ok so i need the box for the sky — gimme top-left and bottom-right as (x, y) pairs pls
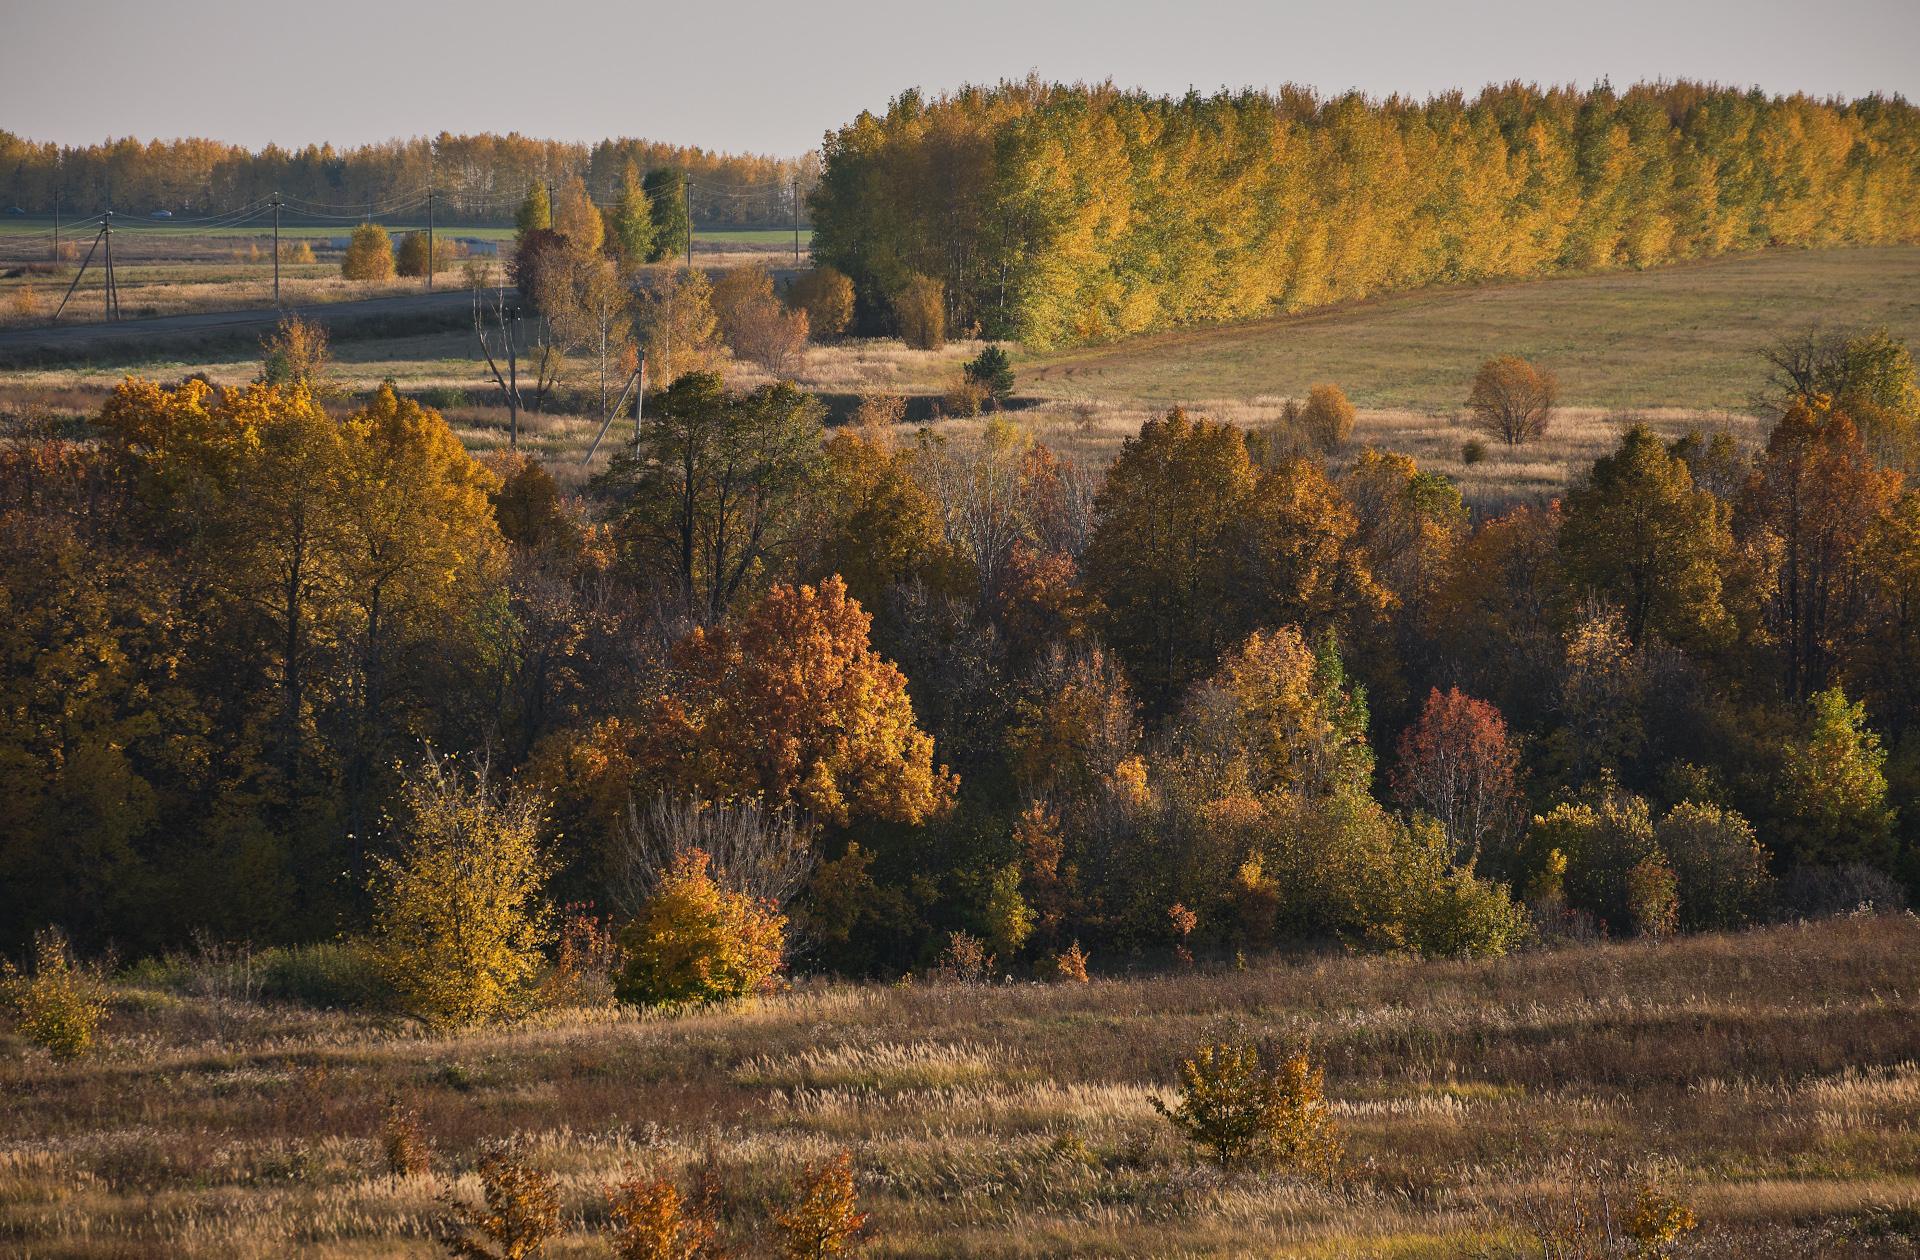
(3, 0), (1917, 157)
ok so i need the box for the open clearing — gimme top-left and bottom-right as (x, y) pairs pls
(2, 916), (1917, 1257)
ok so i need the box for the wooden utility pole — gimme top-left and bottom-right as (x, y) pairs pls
(426, 186), (435, 291)
(101, 209), (118, 321)
(271, 193), (282, 306)
(50, 220), (105, 323)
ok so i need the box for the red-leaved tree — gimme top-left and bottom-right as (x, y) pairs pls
(1391, 688), (1521, 863)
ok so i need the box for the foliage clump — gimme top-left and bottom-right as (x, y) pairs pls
(438, 1144), (562, 1260)
(1152, 1042), (1342, 1176)
(342, 222), (395, 281)
(1, 927), (109, 1060)
(607, 1173), (721, 1260)
(614, 848), (786, 1009)
(370, 755), (554, 1027)
(773, 1151), (869, 1260)
(1467, 355), (1557, 447)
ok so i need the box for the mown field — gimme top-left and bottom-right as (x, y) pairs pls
(2, 916), (1918, 1258)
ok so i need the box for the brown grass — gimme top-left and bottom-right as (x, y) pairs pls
(3, 915), (1918, 1257)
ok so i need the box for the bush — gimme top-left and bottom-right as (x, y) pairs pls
(1, 927), (108, 1060)
(1628, 1174), (1699, 1258)
(1461, 438), (1487, 465)
(382, 1094), (432, 1177)
(277, 239), (316, 264)
(1298, 383), (1355, 452)
(962, 345), (1015, 407)
(1152, 1042), (1341, 1176)
(786, 266), (855, 337)
(1656, 802), (1773, 930)
(370, 755), (554, 1027)
(931, 929), (994, 984)
(1625, 853), (1679, 940)
(260, 313), (330, 386)
(341, 222), (395, 281)
(614, 848), (787, 1008)
(1050, 940), (1090, 983)
(892, 274), (945, 349)
(942, 375), (989, 417)
(607, 1174), (720, 1260)
(397, 231), (453, 277)
(259, 940), (393, 1010)
(438, 1144), (562, 1260)
(773, 1151), (868, 1260)
(1401, 867), (1533, 959)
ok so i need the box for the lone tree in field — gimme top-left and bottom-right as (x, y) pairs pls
(1298, 383), (1356, 453)
(342, 223), (395, 282)
(1467, 355), (1557, 447)
(893, 274), (946, 350)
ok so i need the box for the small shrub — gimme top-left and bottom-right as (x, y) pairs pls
(260, 313), (330, 386)
(942, 375), (988, 418)
(1050, 941), (1090, 983)
(438, 1145), (562, 1260)
(892, 274), (945, 350)
(1153, 1042), (1341, 1176)
(397, 231), (453, 277)
(614, 848), (787, 1008)
(278, 238), (316, 264)
(786, 266), (855, 338)
(1461, 438), (1487, 466)
(381, 1094), (432, 1177)
(1627, 1175), (1699, 1258)
(1656, 802), (1773, 930)
(980, 863), (1035, 961)
(773, 1151), (868, 1260)
(962, 345), (1015, 407)
(606, 1175), (720, 1260)
(1168, 902), (1197, 968)
(535, 906), (621, 1009)
(0, 927), (109, 1060)
(1298, 383), (1355, 452)
(1625, 853), (1679, 940)
(932, 930), (994, 984)
(342, 222), (396, 282)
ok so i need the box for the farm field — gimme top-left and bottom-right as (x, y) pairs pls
(3, 915), (1917, 1258)
(4, 244), (1910, 505)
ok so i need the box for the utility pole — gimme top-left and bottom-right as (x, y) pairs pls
(426, 185), (434, 291)
(684, 173), (693, 268)
(101, 209), (118, 321)
(52, 187), (59, 261)
(633, 351), (646, 447)
(271, 192), (282, 306)
(792, 177), (800, 267)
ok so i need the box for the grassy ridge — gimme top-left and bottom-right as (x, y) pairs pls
(3, 916), (1918, 1256)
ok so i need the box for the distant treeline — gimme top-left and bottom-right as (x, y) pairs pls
(810, 79), (1920, 347)
(0, 131), (817, 228)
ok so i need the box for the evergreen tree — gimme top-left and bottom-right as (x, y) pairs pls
(643, 168), (689, 264)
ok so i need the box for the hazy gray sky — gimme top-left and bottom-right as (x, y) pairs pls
(4, 0), (1916, 156)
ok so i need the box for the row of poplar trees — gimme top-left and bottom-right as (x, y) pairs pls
(810, 79), (1920, 347)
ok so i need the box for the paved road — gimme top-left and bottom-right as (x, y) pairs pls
(0, 263), (800, 366)
(0, 289), (480, 363)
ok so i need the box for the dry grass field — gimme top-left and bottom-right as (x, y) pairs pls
(1, 244), (1914, 505)
(3, 915), (1918, 1258)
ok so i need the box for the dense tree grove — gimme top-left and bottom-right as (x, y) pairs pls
(811, 80), (1920, 346)
(0, 130), (815, 228)
(4, 328), (1920, 982)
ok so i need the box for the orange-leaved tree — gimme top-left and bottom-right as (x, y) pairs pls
(1391, 687), (1521, 863)
(641, 577), (957, 825)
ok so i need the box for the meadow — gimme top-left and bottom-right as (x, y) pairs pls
(3, 915), (1917, 1258)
